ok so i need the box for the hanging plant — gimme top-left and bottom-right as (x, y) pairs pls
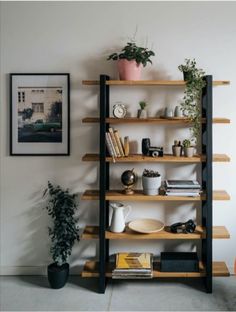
(178, 59), (206, 143)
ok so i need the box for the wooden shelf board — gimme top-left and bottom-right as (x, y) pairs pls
(82, 117), (230, 124)
(81, 190), (230, 201)
(82, 80), (230, 86)
(81, 261), (230, 278)
(81, 225), (230, 240)
(82, 153), (230, 163)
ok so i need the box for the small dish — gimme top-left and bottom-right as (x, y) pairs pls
(128, 218), (165, 234)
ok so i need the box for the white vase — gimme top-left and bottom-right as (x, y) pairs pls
(137, 109), (148, 119)
(110, 203), (132, 233)
(184, 147), (195, 157)
(142, 175), (162, 195)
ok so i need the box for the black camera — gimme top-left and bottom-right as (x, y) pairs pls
(170, 219), (196, 234)
(142, 138), (164, 157)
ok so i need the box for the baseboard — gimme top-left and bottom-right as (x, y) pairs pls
(0, 266), (82, 276)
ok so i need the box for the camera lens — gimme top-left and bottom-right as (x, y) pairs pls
(152, 151), (159, 157)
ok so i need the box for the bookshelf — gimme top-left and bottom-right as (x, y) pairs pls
(81, 76), (230, 293)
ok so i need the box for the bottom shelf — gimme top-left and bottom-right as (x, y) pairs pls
(81, 261), (230, 278)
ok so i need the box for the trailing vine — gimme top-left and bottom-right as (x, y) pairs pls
(178, 59), (206, 143)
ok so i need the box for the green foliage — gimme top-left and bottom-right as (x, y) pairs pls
(22, 108), (33, 120)
(107, 41), (155, 67)
(43, 181), (79, 266)
(143, 169), (160, 177)
(139, 101), (147, 110)
(178, 58), (206, 143)
(182, 139), (191, 148)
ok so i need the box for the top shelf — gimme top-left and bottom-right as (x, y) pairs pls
(82, 80), (230, 86)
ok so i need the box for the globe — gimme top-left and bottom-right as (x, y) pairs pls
(121, 169), (137, 195)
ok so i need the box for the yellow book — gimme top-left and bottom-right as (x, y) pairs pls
(116, 253), (152, 269)
(109, 128), (121, 157)
(114, 130), (125, 156)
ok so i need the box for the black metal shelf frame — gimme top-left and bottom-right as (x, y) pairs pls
(98, 74), (213, 294)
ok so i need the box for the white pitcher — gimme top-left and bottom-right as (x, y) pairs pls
(110, 203), (132, 233)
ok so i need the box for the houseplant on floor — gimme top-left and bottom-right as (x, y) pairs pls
(107, 41), (155, 80)
(142, 169), (161, 195)
(43, 181), (79, 289)
(178, 58), (206, 144)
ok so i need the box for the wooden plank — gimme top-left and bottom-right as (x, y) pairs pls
(81, 190), (230, 201)
(82, 80), (230, 86)
(81, 225), (230, 240)
(82, 117), (230, 124)
(82, 153), (230, 163)
(81, 261), (230, 278)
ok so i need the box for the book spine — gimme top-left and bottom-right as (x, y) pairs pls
(109, 128), (121, 157)
(114, 130), (125, 156)
(124, 136), (129, 157)
(105, 132), (115, 157)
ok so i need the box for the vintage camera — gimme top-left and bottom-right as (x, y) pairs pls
(170, 219), (196, 234)
(142, 138), (164, 157)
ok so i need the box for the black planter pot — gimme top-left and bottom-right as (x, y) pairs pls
(47, 263), (69, 289)
(183, 71), (193, 81)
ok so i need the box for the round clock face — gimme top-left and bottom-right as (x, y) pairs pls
(113, 104), (127, 118)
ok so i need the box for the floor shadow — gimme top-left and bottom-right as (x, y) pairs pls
(18, 275), (49, 288)
(68, 276), (99, 293)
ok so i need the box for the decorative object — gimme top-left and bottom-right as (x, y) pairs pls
(178, 59), (206, 143)
(10, 73), (70, 156)
(183, 139), (195, 157)
(160, 252), (199, 272)
(142, 169), (161, 195)
(128, 218), (164, 234)
(121, 168), (137, 194)
(113, 102), (127, 118)
(107, 41), (155, 80)
(109, 202), (132, 233)
(142, 138), (163, 157)
(172, 140), (182, 157)
(137, 101), (148, 118)
(43, 181), (78, 289)
(170, 219), (196, 234)
(174, 105), (182, 117)
(124, 136), (130, 156)
(164, 107), (173, 118)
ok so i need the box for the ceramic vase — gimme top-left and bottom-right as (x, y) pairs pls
(184, 147), (194, 157)
(142, 175), (162, 195)
(172, 145), (182, 157)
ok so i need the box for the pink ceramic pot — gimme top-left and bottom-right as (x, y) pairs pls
(117, 59), (142, 80)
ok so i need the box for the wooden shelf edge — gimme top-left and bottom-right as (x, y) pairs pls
(81, 261), (230, 278)
(81, 225), (230, 240)
(82, 153), (230, 163)
(82, 80), (230, 86)
(81, 190), (230, 201)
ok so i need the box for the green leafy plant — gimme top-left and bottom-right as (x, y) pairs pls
(178, 58), (206, 143)
(43, 181), (79, 266)
(107, 41), (155, 67)
(139, 101), (147, 110)
(143, 169), (160, 177)
(182, 139), (192, 148)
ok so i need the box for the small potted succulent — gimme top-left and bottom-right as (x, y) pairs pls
(183, 139), (195, 158)
(107, 41), (155, 80)
(172, 140), (182, 157)
(137, 101), (148, 118)
(43, 181), (79, 289)
(142, 169), (161, 195)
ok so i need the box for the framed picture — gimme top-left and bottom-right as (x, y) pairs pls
(10, 73), (70, 156)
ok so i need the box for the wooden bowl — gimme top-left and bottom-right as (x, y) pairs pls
(128, 218), (164, 234)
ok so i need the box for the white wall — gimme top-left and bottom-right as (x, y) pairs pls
(0, 1), (235, 274)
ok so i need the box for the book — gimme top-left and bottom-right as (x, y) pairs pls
(166, 188), (200, 193)
(114, 129), (125, 156)
(109, 128), (121, 157)
(105, 132), (116, 162)
(165, 180), (201, 189)
(165, 192), (200, 197)
(124, 136), (129, 157)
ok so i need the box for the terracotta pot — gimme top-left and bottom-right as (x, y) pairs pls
(118, 59), (142, 80)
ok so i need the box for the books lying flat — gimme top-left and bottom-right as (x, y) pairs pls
(112, 252), (153, 279)
(165, 180), (201, 189)
(165, 192), (200, 197)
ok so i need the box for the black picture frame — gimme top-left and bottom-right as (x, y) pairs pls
(10, 73), (70, 156)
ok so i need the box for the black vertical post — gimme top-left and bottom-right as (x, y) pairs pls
(99, 75), (109, 293)
(201, 75), (213, 293)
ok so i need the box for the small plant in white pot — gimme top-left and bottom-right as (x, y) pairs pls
(142, 169), (161, 195)
(183, 139), (195, 157)
(137, 101), (148, 118)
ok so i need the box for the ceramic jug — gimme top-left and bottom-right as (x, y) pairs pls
(110, 202), (132, 233)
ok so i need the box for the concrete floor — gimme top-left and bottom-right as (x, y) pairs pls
(0, 276), (236, 311)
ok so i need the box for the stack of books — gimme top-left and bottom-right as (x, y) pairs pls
(112, 252), (153, 279)
(105, 127), (128, 159)
(164, 180), (201, 197)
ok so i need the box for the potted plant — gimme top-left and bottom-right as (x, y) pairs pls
(172, 140), (182, 157)
(43, 181), (79, 289)
(178, 58), (206, 144)
(137, 101), (148, 118)
(183, 139), (195, 157)
(142, 169), (161, 195)
(107, 41), (155, 80)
